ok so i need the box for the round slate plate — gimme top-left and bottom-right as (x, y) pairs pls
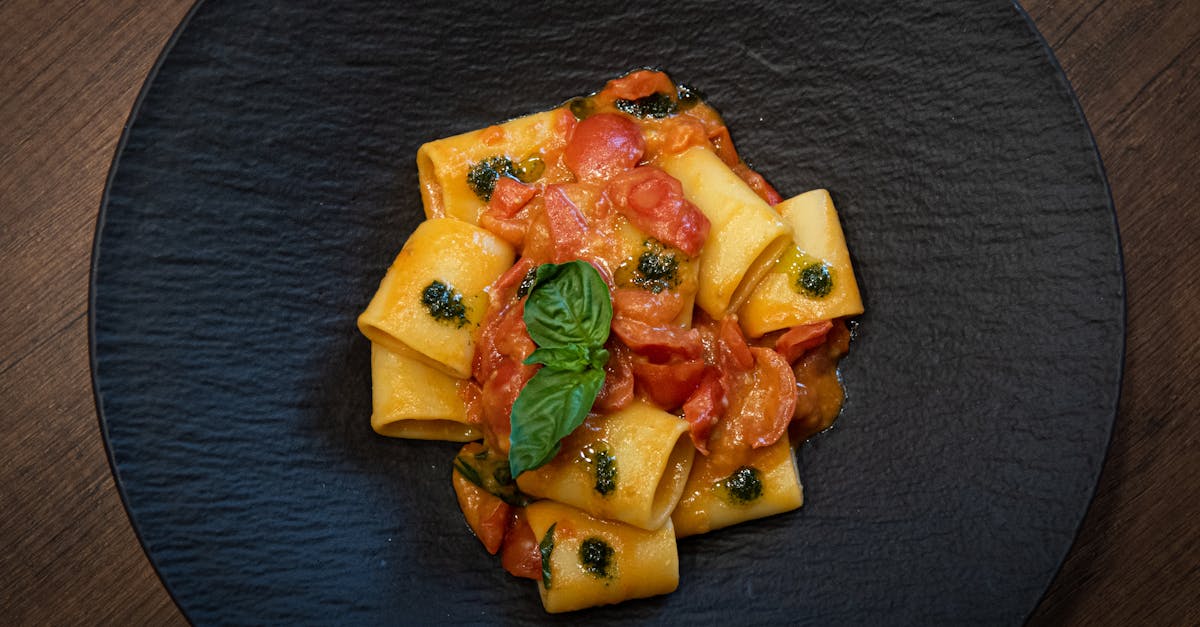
(92, 0), (1124, 624)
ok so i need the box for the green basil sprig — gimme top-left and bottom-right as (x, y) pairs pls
(508, 261), (612, 477)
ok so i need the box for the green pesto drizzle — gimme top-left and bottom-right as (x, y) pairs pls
(722, 466), (764, 504)
(593, 449), (617, 496)
(578, 537), (615, 579)
(420, 280), (468, 327)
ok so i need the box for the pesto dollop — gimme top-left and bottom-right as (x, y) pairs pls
(798, 262), (833, 298)
(466, 156), (516, 201)
(633, 239), (680, 294)
(722, 466), (764, 504)
(579, 537), (615, 578)
(614, 92), (676, 118)
(421, 280), (468, 327)
(593, 449), (617, 496)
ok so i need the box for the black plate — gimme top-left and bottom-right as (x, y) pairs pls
(92, 0), (1124, 623)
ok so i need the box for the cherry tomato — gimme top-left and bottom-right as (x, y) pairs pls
(631, 356), (706, 410)
(606, 166), (709, 256)
(499, 510), (541, 581)
(563, 113), (645, 182)
(451, 468), (511, 555)
(774, 320), (834, 363)
(610, 316), (704, 363)
(681, 367), (725, 455)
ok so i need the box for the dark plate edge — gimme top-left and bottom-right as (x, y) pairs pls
(88, 1), (208, 625)
(1010, 1), (1127, 623)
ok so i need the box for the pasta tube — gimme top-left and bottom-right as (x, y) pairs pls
(658, 146), (791, 318)
(525, 501), (679, 613)
(516, 401), (695, 531)
(358, 218), (514, 378)
(739, 188), (864, 336)
(369, 343), (478, 441)
(671, 433), (803, 538)
(417, 109), (573, 224)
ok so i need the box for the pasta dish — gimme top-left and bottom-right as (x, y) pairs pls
(357, 69), (862, 612)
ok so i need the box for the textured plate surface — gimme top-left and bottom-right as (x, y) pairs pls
(93, 0), (1123, 624)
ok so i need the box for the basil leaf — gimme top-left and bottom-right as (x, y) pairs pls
(524, 345), (591, 372)
(539, 523), (556, 589)
(508, 366), (606, 477)
(524, 345), (610, 373)
(524, 261), (613, 349)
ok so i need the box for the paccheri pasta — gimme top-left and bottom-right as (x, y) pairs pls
(357, 69), (863, 613)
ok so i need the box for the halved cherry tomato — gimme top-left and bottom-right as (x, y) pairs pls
(451, 468), (511, 555)
(631, 357), (706, 410)
(681, 367), (725, 455)
(774, 320), (834, 363)
(611, 287), (685, 326)
(727, 347), (798, 449)
(610, 316), (703, 363)
(563, 113), (645, 182)
(499, 510), (541, 581)
(606, 166), (709, 256)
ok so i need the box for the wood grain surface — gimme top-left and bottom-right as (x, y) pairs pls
(0, 1), (1194, 624)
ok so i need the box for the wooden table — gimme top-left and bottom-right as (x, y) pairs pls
(1, 1), (1195, 624)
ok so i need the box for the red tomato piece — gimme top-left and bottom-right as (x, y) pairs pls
(601, 69), (677, 101)
(595, 341), (635, 412)
(451, 470), (511, 555)
(611, 287), (685, 326)
(775, 320), (834, 363)
(739, 347), (798, 449)
(563, 113), (645, 182)
(707, 126), (740, 166)
(610, 316), (704, 363)
(606, 166), (710, 256)
(631, 357), (706, 410)
(486, 177), (537, 219)
(500, 510), (541, 581)
(542, 184), (591, 262)
(718, 316), (754, 371)
(480, 357), (536, 456)
(731, 162), (783, 206)
(681, 367), (725, 455)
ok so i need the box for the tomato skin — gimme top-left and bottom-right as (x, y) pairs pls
(681, 367), (725, 454)
(499, 510), (541, 581)
(718, 316), (754, 371)
(452, 469), (511, 555)
(631, 357), (706, 410)
(595, 341), (635, 412)
(611, 287), (685, 326)
(601, 69), (677, 101)
(729, 347), (797, 449)
(606, 166), (709, 256)
(610, 316), (704, 363)
(542, 184), (591, 263)
(774, 320), (834, 363)
(487, 177), (537, 218)
(731, 162), (783, 206)
(563, 113), (645, 182)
